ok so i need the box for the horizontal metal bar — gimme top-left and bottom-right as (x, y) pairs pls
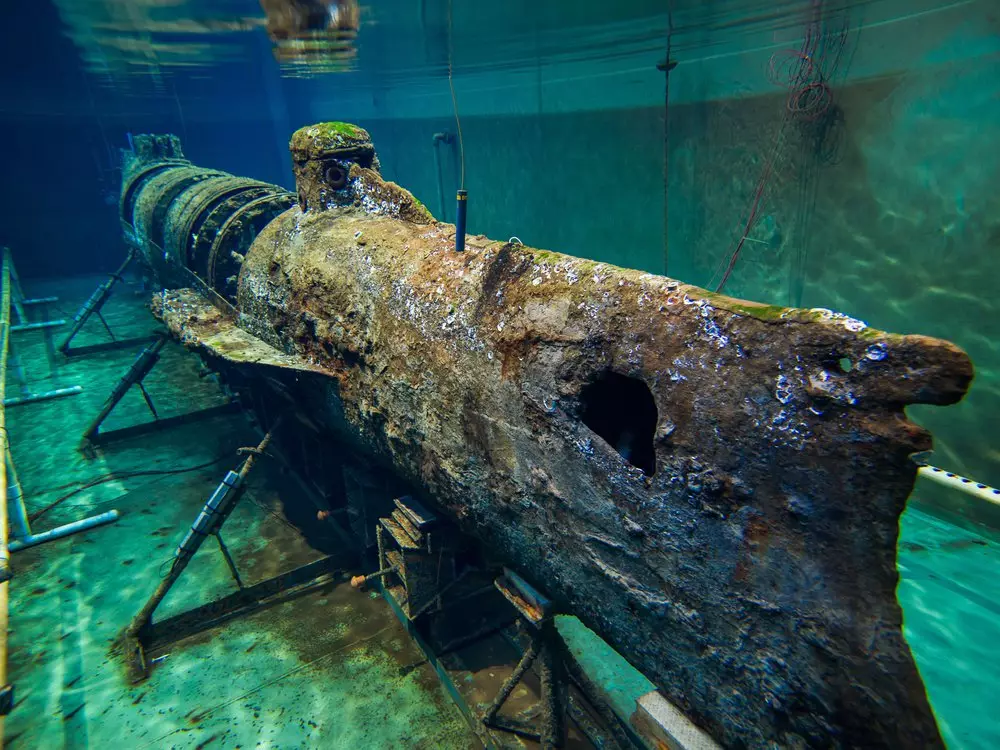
(918, 465), (1000, 507)
(87, 401), (239, 445)
(61, 335), (159, 358)
(8, 510), (119, 552)
(11, 319), (65, 333)
(142, 555), (345, 652)
(22, 297), (59, 306)
(4, 386), (83, 407)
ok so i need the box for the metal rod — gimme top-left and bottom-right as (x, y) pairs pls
(215, 533), (244, 589)
(41, 307), (59, 377)
(137, 383), (159, 419)
(483, 631), (542, 724)
(5, 449), (31, 542)
(8, 254), (26, 326)
(95, 310), (116, 341)
(350, 565), (397, 590)
(7, 343), (28, 397)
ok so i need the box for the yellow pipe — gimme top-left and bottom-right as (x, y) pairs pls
(0, 247), (12, 748)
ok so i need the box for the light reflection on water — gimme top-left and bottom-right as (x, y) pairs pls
(49, 0), (890, 85)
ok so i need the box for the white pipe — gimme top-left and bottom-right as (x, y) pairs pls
(4, 385), (83, 407)
(10, 319), (65, 333)
(8, 510), (120, 553)
(5, 451), (31, 541)
(917, 464), (1000, 508)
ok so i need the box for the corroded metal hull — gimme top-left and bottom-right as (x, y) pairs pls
(123, 125), (972, 749)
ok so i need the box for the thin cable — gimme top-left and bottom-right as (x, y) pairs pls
(447, 0), (466, 190)
(27, 454), (231, 523)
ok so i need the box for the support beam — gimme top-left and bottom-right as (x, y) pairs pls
(58, 250), (136, 355)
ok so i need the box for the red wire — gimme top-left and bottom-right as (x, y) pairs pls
(714, 15), (836, 293)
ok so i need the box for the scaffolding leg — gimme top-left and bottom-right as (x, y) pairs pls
(59, 251), (134, 355)
(95, 310), (116, 341)
(9, 262), (26, 327)
(80, 335), (166, 444)
(123, 425), (278, 680)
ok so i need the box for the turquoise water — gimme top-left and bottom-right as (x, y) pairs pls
(2, 0), (998, 747)
(899, 499), (1000, 750)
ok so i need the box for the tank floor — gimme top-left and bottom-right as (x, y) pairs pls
(4, 274), (476, 749)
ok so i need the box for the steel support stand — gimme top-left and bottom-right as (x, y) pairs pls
(483, 569), (567, 749)
(59, 250), (153, 356)
(79, 334), (238, 450)
(122, 425), (279, 681)
(80, 335), (166, 447)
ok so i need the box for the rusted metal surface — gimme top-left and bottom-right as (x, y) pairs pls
(134, 125), (973, 749)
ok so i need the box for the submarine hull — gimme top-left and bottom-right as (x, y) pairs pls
(125, 125), (972, 749)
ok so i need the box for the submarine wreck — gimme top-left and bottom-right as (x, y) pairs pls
(119, 122), (972, 749)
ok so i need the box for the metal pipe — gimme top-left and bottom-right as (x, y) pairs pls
(4, 451), (30, 543)
(917, 464), (1000, 507)
(4, 386), (83, 408)
(455, 189), (467, 253)
(59, 250), (134, 354)
(10, 320), (65, 333)
(7, 511), (120, 553)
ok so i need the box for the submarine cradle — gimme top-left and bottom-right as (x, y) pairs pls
(119, 122), (972, 749)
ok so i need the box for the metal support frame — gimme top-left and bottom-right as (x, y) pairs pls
(373, 494), (460, 620)
(3, 257), (83, 408)
(79, 334), (238, 449)
(59, 250), (155, 357)
(123, 427), (274, 679)
(0, 249), (13, 733)
(0, 249), (118, 735)
(121, 423), (344, 683)
(483, 568), (567, 748)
